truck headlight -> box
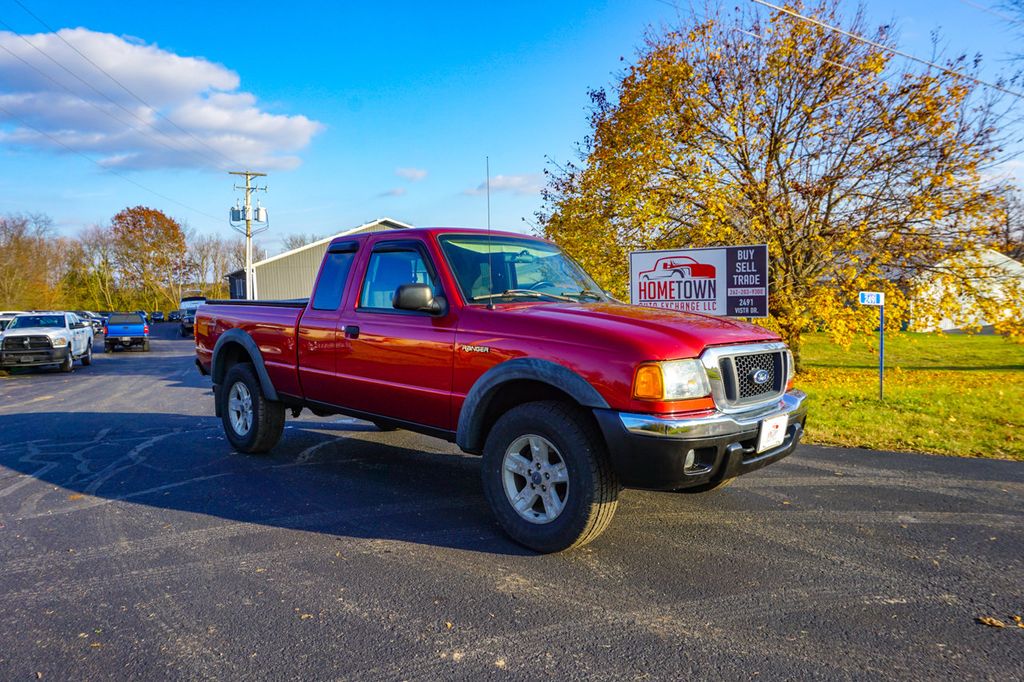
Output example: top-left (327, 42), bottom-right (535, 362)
top-left (785, 349), bottom-right (795, 388)
top-left (633, 359), bottom-right (711, 401)
top-left (51, 337), bottom-right (68, 348)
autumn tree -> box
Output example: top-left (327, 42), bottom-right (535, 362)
top-left (110, 206), bottom-right (190, 311)
top-left (993, 187), bottom-right (1024, 260)
top-left (0, 213), bottom-right (60, 309)
top-left (541, 1), bottom-right (1023, 366)
top-left (282, 232), bottom-right (322, 251)
top-left (187, 233), bottom-right (233, 299)
top-left (229, 237), bottom-right (267, 272)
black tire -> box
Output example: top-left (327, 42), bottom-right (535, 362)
top-left (219, 363), bottom-right (285, 454)
top-left (142, 339), bottom-right (150, 352)
top-left (81, 343), bottom-right (93, 366)
top-left (104, 343), bottom-right (112, 353)
top-left (59, 351), bottom-right (73, 373)
top-left (675, 476), bottom-right (736, 494)
top-left (481, 401), bottom-right (619, 553)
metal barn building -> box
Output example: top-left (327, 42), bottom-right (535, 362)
top-left (227, 217), bottom-right (413, 299)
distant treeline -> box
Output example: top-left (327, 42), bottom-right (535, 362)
top-left (0, 206), bottom-right (266, 313)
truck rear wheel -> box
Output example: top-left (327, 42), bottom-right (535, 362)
top-left (481, 401), bottom-right (619, 553)
top-left (220, 363), bottom-right (285, 454)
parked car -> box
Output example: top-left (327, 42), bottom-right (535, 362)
top-left (179, 312), bottom-right (195, 338)
top-left (0, 310), bottom-right (27, 331)
top-left (73, 310), bottom-right (104, 335)
top-left (104, 312), bottom-right (150, 352)
top-left (1, 311), bottom-right (94, 372)
top-left (195, 228), bottom-right (806, 553)
top-left (168, 310), bottom-right (182, 322)
top-left (151, 311), bottom-right (165, 323)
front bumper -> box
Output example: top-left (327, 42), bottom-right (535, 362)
top-left (0, 346), bottom-right (70, 368)
top-left (593, 390), bottom-right (808, 491)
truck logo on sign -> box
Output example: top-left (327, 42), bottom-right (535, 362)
top-left (751, 368), bottom-right (771, 385)
top-left (629, 245), bottom-right (769, 317)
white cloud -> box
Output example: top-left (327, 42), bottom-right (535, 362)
top-left (463, 173), bottom-right (543, 196)
top-left (379, 187), bottom-right (407, 197)
top-left (395, 167), bottom-right (427, 181)
top-left (0, 28), bottom-right (323, 171)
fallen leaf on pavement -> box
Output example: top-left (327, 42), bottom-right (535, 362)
top-left (299, 614), bottom-right (313, 620)
top-left (976, 617), bottom-right (1006, 628)
top-left (68, 494), bottom-right (84, 500)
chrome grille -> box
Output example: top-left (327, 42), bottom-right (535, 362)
top-left (702, 342), bottom-right (788, 412)
top-left (2, 335), bottom-right (52, 351)
top-left (733, 352), bottom-right (777, 401)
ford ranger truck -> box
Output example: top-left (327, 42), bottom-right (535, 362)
top-left (195, 228), bottom-right (807, 553)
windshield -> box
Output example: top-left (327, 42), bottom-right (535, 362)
top-left (438, 235), bottom-right (607, 304)
top-left (8, 315), bottom-right (65, 329)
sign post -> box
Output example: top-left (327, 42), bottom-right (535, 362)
top-left (858, 291), bottom-right (885, 400)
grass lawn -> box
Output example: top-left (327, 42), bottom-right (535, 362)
top-left (799, 332), bottom-right (1024, 461)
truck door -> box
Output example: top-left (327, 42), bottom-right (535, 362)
top-left (338, 239), bottom-right (456, 430)
top-left (67, 314), bottom-right (85, 356)
top-left (297, 241), bottom-right (360, 405)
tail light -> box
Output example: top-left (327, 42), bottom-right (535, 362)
top-left (103, 326), bottom-right (108, 335)
top-left (144, 325), bottom-right (149, 334)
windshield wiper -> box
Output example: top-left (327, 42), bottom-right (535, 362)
top-left (472, 289), bottom-right (575, 303)
top-left (561, 288), bottom-right (605, 301)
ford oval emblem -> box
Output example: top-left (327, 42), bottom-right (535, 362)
top-left (751, 368), bottom-right (770, 385)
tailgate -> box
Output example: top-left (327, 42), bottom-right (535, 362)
top-left (107, 325), bottom-right (144, 336)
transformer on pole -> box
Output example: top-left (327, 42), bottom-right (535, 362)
top-left (228, 171), bottom-right (269, 300)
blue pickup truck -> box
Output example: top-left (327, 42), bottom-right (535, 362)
top-left (103, 313), bottom-right (150, 352)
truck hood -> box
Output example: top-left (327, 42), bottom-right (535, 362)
top-left (501, 302), bottom-right (779, 358)
top-left (2, 326), bottom-right (68, 338)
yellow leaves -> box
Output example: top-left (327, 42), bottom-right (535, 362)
top-left (976, 616), bottom-right (1006, 628)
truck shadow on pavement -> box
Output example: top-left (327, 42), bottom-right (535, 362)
top-left (0, 411), bottom-right (534, 556)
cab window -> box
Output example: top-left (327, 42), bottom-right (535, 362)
top-left (359, 247), bottom-right (438, 311)
top-left (312, 250), bottom-right (357, 311)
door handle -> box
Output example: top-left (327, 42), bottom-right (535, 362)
top-left (343, 325), bottom-right (360, 339)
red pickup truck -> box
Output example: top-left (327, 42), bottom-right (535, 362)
top-left (195, 228), bottom-right (806, 552)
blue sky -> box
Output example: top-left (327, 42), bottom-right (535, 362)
top-left (1, 1), bottom-right (1021, 254)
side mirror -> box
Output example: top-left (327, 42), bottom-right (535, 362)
top-left (70, 321), bottom-right (86, 329)
top-left (393, 283), bottom-right (446, 315)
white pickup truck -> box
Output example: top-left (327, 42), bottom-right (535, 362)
top-left (0, 312), bottom-right (95, 372)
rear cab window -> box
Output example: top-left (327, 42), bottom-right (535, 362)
top-left (312, 242), bottom-right (359, 311)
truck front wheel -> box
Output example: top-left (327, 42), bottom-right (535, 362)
top-left (481, 401), bottom-right (619, 553)
top-left (220, 364), bottom-right (285, 454)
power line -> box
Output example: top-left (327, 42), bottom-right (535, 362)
top-left (0, 17), bottom-right (233, 169)
top-left (0, 102), bottom-right (224, 225)
top-left (957, 0), bottom-right (1023, 26)
top-left (10, 0), bottom-right (245, 169)
top-left (750, 0), bottom-right (1024, 100)
top-left (0, 40), bottom-right (231, 169)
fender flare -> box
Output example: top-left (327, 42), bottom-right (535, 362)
top-left (211, 328), bottom-right (279, 401)
top-left (456, 358), bottom-right (609, 453)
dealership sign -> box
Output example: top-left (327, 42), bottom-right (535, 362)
top-left (629, 245), bottom-right (769, 317)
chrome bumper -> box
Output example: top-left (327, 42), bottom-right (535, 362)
top-left (619, 389), bottom-right (808, 440)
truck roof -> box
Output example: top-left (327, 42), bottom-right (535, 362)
top-left (327, 227), bottom-right (550, 249)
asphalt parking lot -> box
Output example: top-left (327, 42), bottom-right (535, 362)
top-left (1, 324), bottom-right (1022, 680)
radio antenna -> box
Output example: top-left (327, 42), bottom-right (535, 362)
top-left (486, 156), bottom-right (495, 310)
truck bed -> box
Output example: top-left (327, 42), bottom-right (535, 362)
top-left (196, 300), bottom-right (307, 398)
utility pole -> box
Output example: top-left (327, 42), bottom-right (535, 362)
top-left (228, 171), bottom-right (268, 300)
